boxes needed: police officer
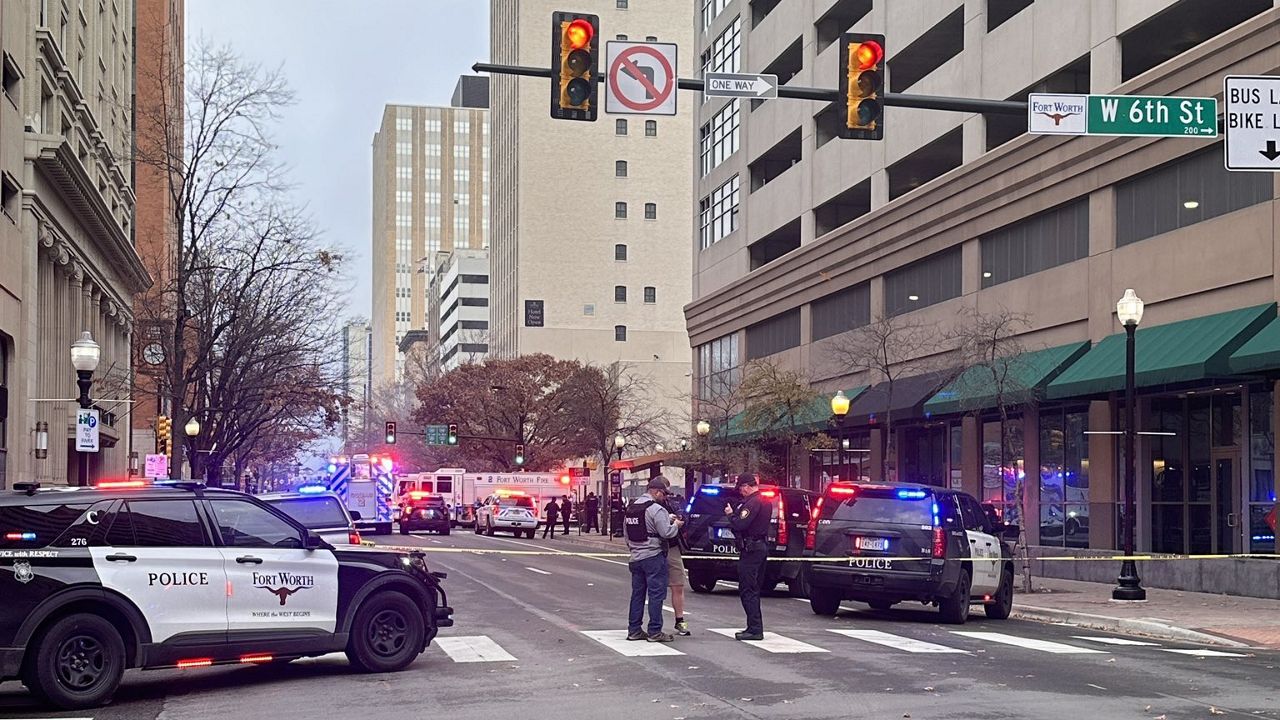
[724,473,769,641]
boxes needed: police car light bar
[896,489,929,499]
[4,532,37,541]
[297,485,329,495]
[97,480,148,489]
[699,486,721,495]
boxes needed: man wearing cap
[624,477,685,642]
[724,473,770,641]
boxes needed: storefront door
[1212,454,1238,555]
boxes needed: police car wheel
[26,613,126,710]
[688,571,716,594]
[938,570,971,625]
[399,525,410,535]
[809,586,841,616]
[345,592,425,673]
[441,528,451,536]
[484,520,495,536]
[868,600,895,611]
[984,567,1014,620]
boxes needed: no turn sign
[605,41,677,116]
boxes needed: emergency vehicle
[326,454,395,536]
[426,469,586,525]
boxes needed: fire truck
[326,453,395,535]
[402,469,588,527]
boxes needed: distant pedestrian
[610,495,625,538]
[582,493,600,534]
[625,478,683,642]
[656,478,690,636]
[543,497,560,539]
[561,495,573,535]
[725,474,769,641]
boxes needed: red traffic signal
[840,33,886,140]
[551,11,599,121]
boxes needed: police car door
[92,499,229,643]
[958,495,999,594]
[208,498,340,636]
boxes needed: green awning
[722,386,868,442]
[924,341,1091,416]
[1229,314,1280,375]
[1046,303,1275,400]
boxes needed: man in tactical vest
[625,478,684,642]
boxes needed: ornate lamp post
[70,332,100,486]
[1113,288,1147,602]
[831,390,851,482]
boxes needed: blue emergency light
[897,489,928,499]
[298,485,328,495]
[700,486,721,495]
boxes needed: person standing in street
[542,497,560,539]
[625,478,683,642]
[582,492,600,534]
[657,478,691,636]
[725,474,770,641]
[561,495,574,535]
[610,494,625,538]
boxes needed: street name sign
[75,408,100,453]
[425,424,450,446]
[605,41,678,116]
[704,72,777,99]
[1223,75,1280,172]
[1029,93,1217,138]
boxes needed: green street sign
[424,424,450,446]
[1086,95,1217,138]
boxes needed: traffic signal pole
[473,62,1028,116]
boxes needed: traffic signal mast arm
[474,61,1027,116]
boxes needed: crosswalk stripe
[1073,636,1161,647]
[951,631,1107,654]
[582,630,685,656]
[827,629,969,654]
[525,567,552,575]
[435,635,518,663]
[1160,648,1249,657]
[708,628,829,654]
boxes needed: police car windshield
[498,496,534,508]
[822,488,935,525]
[265,496,349,529]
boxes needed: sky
[185,0,489,320]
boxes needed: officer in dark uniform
[724,473,770,641]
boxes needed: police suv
[0,479,454,709]
[804,482,1017,624]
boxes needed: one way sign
[704,72,778,100]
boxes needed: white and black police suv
[0,479,454,709]
[804,482,1018,624]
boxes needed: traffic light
[551,11,599,121]
[385,421,397,445]
[156,415,171,455]
[447,423,459,446]
[515,444,526,466]
[840,33,885,140]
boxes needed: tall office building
[428,249,490,373]
[489,0,694,425]
[340,320,371,445]
[370,76,489,388]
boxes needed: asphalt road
[3,528,1279,720]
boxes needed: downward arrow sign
[1261,140,1280,162]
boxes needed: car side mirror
[350,510,362,521]
[1001,524,1021,541]
[304,531,325,550]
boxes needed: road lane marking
[525,567,552,575]
[1086,683,1108,690]
[435,635,518,663]
[1073,636,1161,646]
[471,533,629,567]
[827,629,969,654]
[1160,648,1249,657]
[582,630,685,656]
[951,631,1107,654]
[708,629,829,654]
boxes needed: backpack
[624,498,657,544]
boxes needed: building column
[1022,408,1041,546]
[961,414,981,499]
[869,169,890,211]
[1088,399,1117,550]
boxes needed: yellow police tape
[372,544,1280,563]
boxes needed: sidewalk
[544,531,1280,649]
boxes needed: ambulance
[326,453,395,535]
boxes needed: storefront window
[1039,408,1090,548]
[949,422,964,489]
[900,423,947,487]
[816,430,870,484]
[1150,393,1243,555]
[1249,388,1275,553]
[982,417,1024,524]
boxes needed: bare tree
[825,314,943,481]
[568,362,674,496]
[739,359,821,485]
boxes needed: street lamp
[1113,288,1147,602]
[832,390,851,482]
[70,331,100,486]
[185,417,201,482]
[695,420,711,438]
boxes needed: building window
[616,0,628,8]
[614,285,627,303]
[1249,387,1275,553]
[615,160,628,177]
[645,120,657,137]
[697,333,740,401]
[0,172,20,221]
[701,16,742,78]
[645,35,657,41]
[699,175,740,249]
[615,202,628,219]
[643,286,656,304]
[701,0,731,30]
[884,246,962,316]
[982,417,1025,524]
[644,202,657,220]
[745,308,800,360]
[981,199,1089,287]
[584,304,595,316]
[1,51,20,105]
[1039,407,1090,548]
[614,244,628,261]
[699,101,740,176]
[616,34,628,40]
[1116,144,1272,248]
[616,119,628,135]
[811,282,871,341]
[615,325,627,342]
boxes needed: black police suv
[804,482,1018,624]
[399,494,451,535]
[682,483,816,596]
[0,480,454,709]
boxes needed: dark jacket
[562,499,574,518]
[584,496,599,514]
[544,500,560,520]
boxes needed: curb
[1012,604,1251,648]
